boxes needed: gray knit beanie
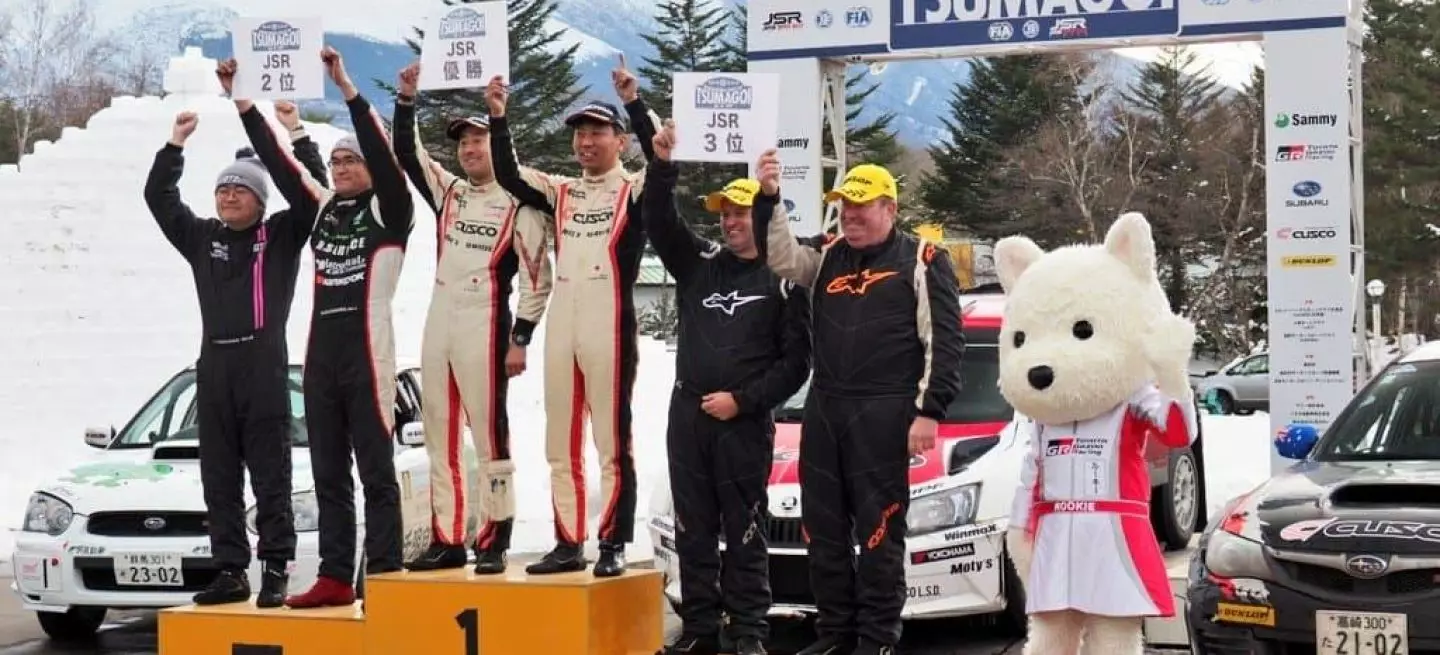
[215,155,270,207]
[332,135,364,162]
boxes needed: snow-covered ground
[0,48,1281,569]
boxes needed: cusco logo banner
[891,0,1178,50]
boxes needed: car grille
[1284,561,1440,595]
[72,556,220,593]
[768,518,804,548]
[86,511,209,537]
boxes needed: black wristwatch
[512,331,531,347]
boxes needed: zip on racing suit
[143,127,326,607]
[488,97,659,575]
[240,94,415,591]
[390,99,553,572]
[644,160,811,646]
[752,175,965,649]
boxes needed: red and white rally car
[647,287,1206,628]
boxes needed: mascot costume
[995,212,1199,654]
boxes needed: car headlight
[1204,530,1272,581]
[22,492,74,536]
[245,491,320,534]
[908,483,979,536]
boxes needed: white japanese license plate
[1316,610,1407,655]
[113,552,184,587]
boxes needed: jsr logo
[570,210,612,225]
[1044,437,1075,456]
[453,221,499,237]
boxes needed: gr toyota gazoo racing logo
[1274,226,1337,240]
[1275,144,1340,162]
[1280,517,1440,544]
[1045,437,1075,455]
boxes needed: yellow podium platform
[363,565,664,655]
[158,597,364,655]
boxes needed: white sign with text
[671,72,780,165]
[419,3,510,90]
[231,17,325,100]
[747,58,825,237]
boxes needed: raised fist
[273,100,299,129]
[652,118,676,162]
[398,62,420,97]
[756,148,781,196]
[215,58,237,95]
[321,46,349,86]
[612,54,638,104]
[485,75,508,117]
[171,111,199,145]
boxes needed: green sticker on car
[59,462,177,487]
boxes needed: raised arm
[641,120,707,281]
[276,102,329,188]
[324,47,413,236]
[143,112,210,258]
[511,205,554,343]
[751,150,824,287]
[392,63,456,215]
[733,280,812,418]
[486,75,560,213]
[1130,385,1199,449]
[915,242,965,420]
[218,58,328,222]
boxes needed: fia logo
[845,6,872,27]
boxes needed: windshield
[1316,360,1440,461]
[115,366,309,448]
[774,345,1012,423]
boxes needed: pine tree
[918,55,1083,238]
[636,0,746,240]
[389,0,587,173]
[1116,46,1226,312]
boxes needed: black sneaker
[593,543,626,577]
[473,548,507,575]
[659,632,719,654]
[405,542,467,571]
[733,636,767,655]
[524,542,586,574]
[796,635,856,655]
[255,561,288,608]
[192,569,249,605]
[853,637,895,655]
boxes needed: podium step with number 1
[363,565,664,655]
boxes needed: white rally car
[646,289,1205,631]
[9,362,478,641]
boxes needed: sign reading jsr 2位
[231,17,324,100]
[671,72,779,164]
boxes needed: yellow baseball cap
[825,163,898,204]
[704,178,761,212]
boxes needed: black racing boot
[658,632,719,654]
[796,634,856,655]
[192,568,250,605]
[473,546,507,575]
[733,635,767,655]
[255,560,288,608]
[853,637,895,655]
[593,542,626,577]
[405,542,467,571]
[525,542,586,574]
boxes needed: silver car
[1194,352,1269,415]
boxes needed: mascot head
[993,212,1196,425]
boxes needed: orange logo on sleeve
[825,269,898,295]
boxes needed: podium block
[364,565,664,655]
[158,598,364,655]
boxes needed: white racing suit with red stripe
[1008,384,1197,625]
[390,99,553,555]
[487,101,659,562]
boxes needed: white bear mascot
[995,212,1199,654]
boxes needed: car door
[1232,354,1268,404]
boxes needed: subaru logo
[143,516,167,531]
[1293,180,1322,197]
[1344,554,1389,579]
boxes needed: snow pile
[0,47,671,561]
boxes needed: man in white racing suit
[390,63,553,574]
[483,61,660,577]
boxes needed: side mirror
[84,426,115,449]
[1275,423,1319,460]
[1203,369,1218,377]
[399,421,425,447]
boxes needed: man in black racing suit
[143,102,328,608]
[754,156,965,655]
[645,121,811,655]
[220,46,416,608]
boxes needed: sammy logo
[694,77,753,110]
[439,7,486,40]
[251,21,302,52]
